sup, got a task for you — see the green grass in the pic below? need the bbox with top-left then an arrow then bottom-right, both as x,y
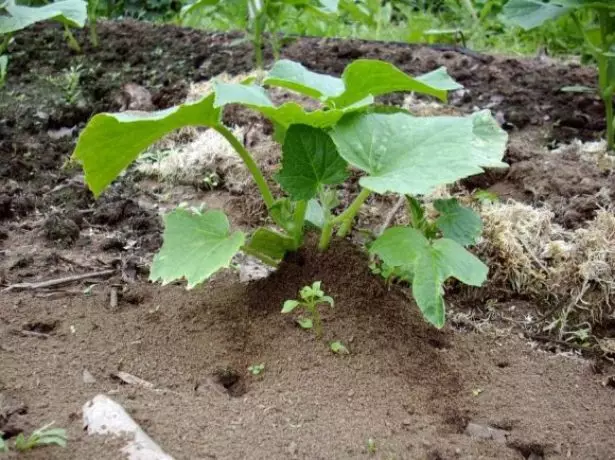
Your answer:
178,0 -> 591,59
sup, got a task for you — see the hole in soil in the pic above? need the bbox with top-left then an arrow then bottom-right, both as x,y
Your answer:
22,320 -> 59,334
508,440 -> 545,459
426,336 -> 449,350
496,361 -> 510,368
212,368 -> 246,397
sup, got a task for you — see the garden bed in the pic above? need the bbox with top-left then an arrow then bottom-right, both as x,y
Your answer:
1,20 -> 615,459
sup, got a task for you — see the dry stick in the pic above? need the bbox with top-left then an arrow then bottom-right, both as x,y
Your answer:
378,196 -> 406,236
3,269 -> 115,292
109,286 -> 119,309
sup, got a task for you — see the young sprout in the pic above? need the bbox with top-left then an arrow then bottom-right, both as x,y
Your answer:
282,281 -> 334,338
248,363 -> 265,376
13,422 -> 67,451
329,340 -> 349,355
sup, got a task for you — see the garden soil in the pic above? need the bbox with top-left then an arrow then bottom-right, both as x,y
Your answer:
1,21 -> 615,460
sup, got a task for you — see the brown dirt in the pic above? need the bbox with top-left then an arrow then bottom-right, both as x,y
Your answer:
3,240 -> 615,459
2,20 -> 615,459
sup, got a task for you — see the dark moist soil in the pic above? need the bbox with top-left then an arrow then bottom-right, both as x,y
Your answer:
2,20 -> 615,459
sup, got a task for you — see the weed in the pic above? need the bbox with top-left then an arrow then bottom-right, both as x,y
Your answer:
329,340 -> 349,354
282,281 -> 334,338
0,423 -> 67,453
248,363 -> 265,375
46,64 -> 83,105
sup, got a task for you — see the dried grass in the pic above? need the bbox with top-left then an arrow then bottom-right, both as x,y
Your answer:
478,200 -> 615,334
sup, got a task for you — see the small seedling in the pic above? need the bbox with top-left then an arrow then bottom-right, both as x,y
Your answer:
329,340 -> 349,354
248,363 -> 265,375
46,64 -> 83,105
367,438 -> 377,454
282,281 -> 334,338
8,423 -> 67,452
0,432 -> 7,453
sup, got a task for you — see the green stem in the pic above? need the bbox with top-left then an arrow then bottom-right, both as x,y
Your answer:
64,26 -> 81,53
215,125 -> 275,208
606,97 -> 614,152
310,303 -> 323,339
89,20 -> 99,48
336,188 -> 372,237
598,9 -> 615,152
318,188 -> 372,250
318,220 -> 334,251
292,200 -> 307,246
0,34 -> 10,54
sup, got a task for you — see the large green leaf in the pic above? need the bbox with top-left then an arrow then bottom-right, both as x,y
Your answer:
330,60 -> 462,107
150,208 -> 245,288
330,112 -> 501,196
471,110 -> 509,168
264,59 -> 461,108
370,227 -> 488,327
73,94 -> 220,197
276,124 -> 347,200
0,0 -> 86,33
264,59 -> 345,100
213,81 -> 370,137
244,227 -> 296,262
434,198 -> 482,247
500,0 -> 575,30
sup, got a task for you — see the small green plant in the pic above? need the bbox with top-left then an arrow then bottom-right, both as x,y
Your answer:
282,281 -> 334,337
46,64 -> 83,104
71,58 -> 508,329
0,432 -> 7,453
329,340 -> 349,354
0,0 -> 87,52
0,0 -> 86,81
366,437 -> 376,454
0,423 -> 67,453
501,1 -> 615,152
248,363 -> 265,375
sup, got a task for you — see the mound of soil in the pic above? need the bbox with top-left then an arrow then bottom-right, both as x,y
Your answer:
2,240 -> 615,459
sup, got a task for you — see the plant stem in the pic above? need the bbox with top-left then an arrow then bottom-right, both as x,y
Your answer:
336,188 -> 371,237
215,125 -> 275,208
63,26 -> 81,53
0,34 -> 10,55
89,21 -> 99,48
292,200 -> 307,246
318,188 -> 372,251
605,89 -> 614,152
318,220 -> 334,251
598,8 -> 615,152
310,303 -> 323,339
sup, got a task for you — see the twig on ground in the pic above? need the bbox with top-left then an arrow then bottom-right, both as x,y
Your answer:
3,269 -> 115,292
109,286 -> 119,309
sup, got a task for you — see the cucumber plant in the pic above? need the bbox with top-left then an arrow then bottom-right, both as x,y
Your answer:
502,0 -> 615,152
0,0 -> 87,82
181,0 -> 338,68
71,58 -> 508,328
